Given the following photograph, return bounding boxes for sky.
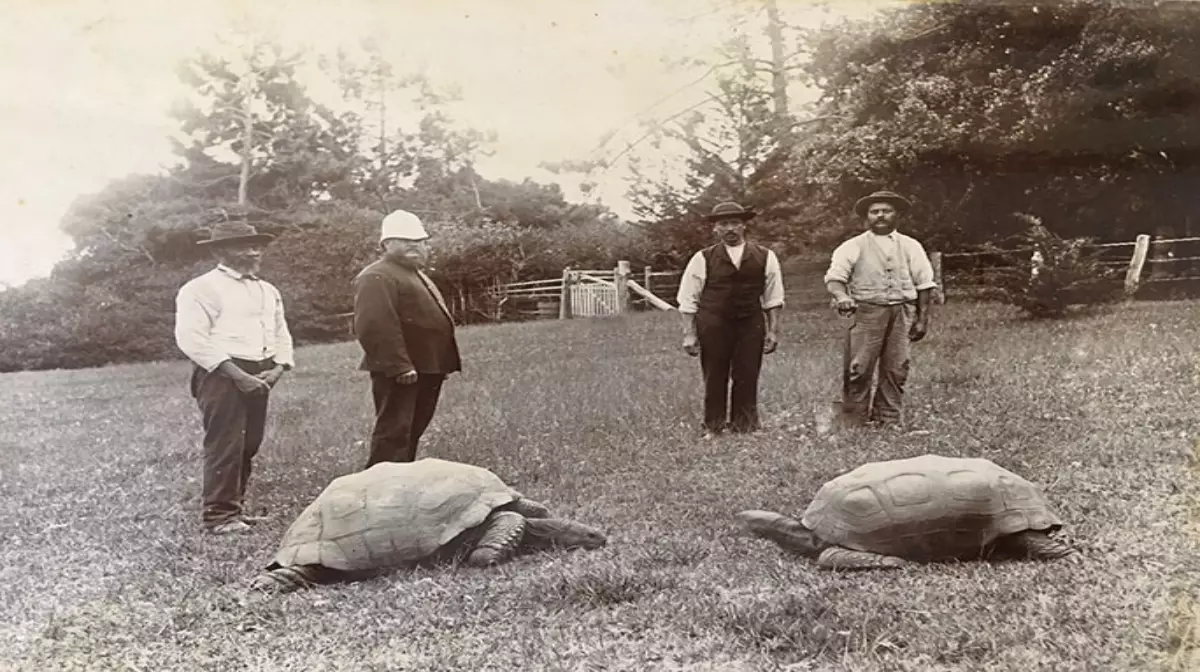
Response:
[0,0,890,288]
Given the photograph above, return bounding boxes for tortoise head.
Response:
[736,510,825,559]
[522,517,608,551]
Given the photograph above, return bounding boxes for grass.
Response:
[2,298,1199,671]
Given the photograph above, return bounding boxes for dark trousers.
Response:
[366,372,446,467]
[696,311,765,433]
[189,358,274,527]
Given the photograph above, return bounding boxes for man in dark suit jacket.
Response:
[353,209,461,467]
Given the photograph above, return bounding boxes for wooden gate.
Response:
[566,270,619,317]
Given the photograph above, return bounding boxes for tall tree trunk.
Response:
[238,67,255,218]
[764,0,789,118]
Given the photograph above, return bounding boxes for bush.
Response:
[986,214,1126,319]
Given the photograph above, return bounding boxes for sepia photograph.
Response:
[1,0,1197,669]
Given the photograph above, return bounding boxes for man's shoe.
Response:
[207,519,251,535]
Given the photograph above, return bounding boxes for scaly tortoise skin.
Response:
[737,454,1076,569]
[250,458,606,592]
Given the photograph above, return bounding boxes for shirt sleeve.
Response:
[173,281,228,372]
[761,250,785,310]
[675,251,707,314]
[906,239,939,290]
[270,285,296,368]
[353,272,414,377]
[823,238,858,286]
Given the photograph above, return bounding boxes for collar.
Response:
[217,264,260,281]
[723,241,746,251]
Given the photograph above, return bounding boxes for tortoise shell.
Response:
[270,458,520,571]
[801,454,1064,559]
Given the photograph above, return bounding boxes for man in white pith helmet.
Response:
[352,210,461,468]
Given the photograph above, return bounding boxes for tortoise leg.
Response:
[817,546,909,570]
[249,564,330,593]
[510,497,551,519]
[466,511,527,567]
[1002,531,1075,560]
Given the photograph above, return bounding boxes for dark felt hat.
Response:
[854,190,911,218]
[196,221,275,247]
[704,201,757,221]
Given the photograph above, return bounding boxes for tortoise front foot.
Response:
[250,565,324,593]
[467,511,527,567]
[1007,530,1076,560]
[818,547,909,570]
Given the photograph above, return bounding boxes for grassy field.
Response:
[2,299,1198,671]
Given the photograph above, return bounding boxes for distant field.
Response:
[2,300,1198,671]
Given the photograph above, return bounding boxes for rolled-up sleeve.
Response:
[271,287,296,368]
[174,283,227,371]
[675,252,707,314]
[823,239,858,286]
[761,250,785,310]
[906,239,938,290]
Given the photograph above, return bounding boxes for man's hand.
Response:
[909,317,929,342]
[396,370,418,385]
[255,366,286,388]
[763,331,779,354]
[682,334,700,357]
[233,372,271,395]
[833,296,857,316]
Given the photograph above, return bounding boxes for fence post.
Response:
[930,251,945,304]
[1124,233,1151,297]
[559,269,574,319]
[644,266,652,295]
[615,260,630,314]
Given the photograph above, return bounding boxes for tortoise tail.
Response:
[249,565,323,593]
[467,511,527,567]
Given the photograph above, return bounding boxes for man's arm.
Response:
[824,240,858,314]
[676,252,706,355]
[761,250,785,353]
[257,286,295,387]
[353,273,414,377]
[907,240,938,341]
[174,284,228,372]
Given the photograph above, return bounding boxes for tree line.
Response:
[3,0,1200,372]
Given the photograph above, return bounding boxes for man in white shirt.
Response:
[676,202,785,437]
[174,221,295,535]
[824,190,937,427]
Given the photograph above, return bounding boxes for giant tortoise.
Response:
[250,458,607,592]
[736,454,1075,569]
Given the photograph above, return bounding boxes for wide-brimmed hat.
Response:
[854,190,911,218]
[704,201,757,222]
[196,221,275,247]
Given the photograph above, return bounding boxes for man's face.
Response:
[712,218,746,245]
[865,202,899,235]
[382,238,430,268]
[213,242,265,275]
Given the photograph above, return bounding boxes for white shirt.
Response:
[174,264,295,371]
[675,242,785,314]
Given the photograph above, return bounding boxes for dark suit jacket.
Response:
[352,258,462,377]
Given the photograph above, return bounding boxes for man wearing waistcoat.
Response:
[824,190,938,427]
[676,202,785,437]
[174,221,295,535]
[353,209,461,468]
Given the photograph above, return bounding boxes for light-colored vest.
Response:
[847,233,918,305]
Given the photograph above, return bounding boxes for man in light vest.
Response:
[676,202,785,437]
[824,190,938,427]
[352,210,462,467]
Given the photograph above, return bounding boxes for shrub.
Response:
[986,214,1126,319]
